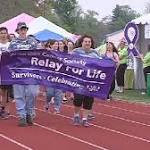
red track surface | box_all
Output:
[1,97,150,150]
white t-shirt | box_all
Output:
[0,42,10,54]
[0,42,10,84]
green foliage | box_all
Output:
[0,1,142,46]
[0,0,39,23]
[74,10,109,46]
[53,0,78,32]
[113,90,150,103]
[109,5,140,32]
[35,0,63,27]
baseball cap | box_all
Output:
[15,22,28,32]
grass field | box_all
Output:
[112,90,150,104]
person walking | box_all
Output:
[0,27,11,119]
[116,39,128,93]
[105,42,119,100]
[9,22,39,127]
[45,40,63,114]
[72,35,101,127]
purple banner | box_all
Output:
[0,49,116,99]
[124,22,139,56]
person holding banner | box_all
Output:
[105,41,119,100]
[72,35,100,127]
[8,22,39,127]
[116,39,128,93]
[0,27,11,119]
[58,40,69,103]
[67,40,74,53]
[64,40,75,102]
[45,39,63,114]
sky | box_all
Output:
[78,0,149,20]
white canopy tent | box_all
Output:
[106,30,124,47]
[132,13,150,24]
[27,16,74,40]
[105,13,150,47]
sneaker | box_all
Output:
[107,96,110,101]
[50,97,54,104]
[107,95,112,101]
[82,119,90,127]
[62,96,68,104]
[87,114,95,121]
[18,118,27,127]
[73,116,81,126]
[31,112,36,119]
[53,108,60,114]
[45,102,50,112]
[0,110,10,119]
[117,90,123,93]
[116,87,124,93]
[141,92,146,95]
[26,114,33,126]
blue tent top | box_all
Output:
[34,29,64,41]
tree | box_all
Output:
[74,10,108,46]
[34,0,62,25]
[53,0,78,32]
[0,0,39,23]
[109,5,139,32]
[0,0,110,45]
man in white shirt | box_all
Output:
[0,27,10,119]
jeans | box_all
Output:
[13,84,39,118]
[46,87,63,110]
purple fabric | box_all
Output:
[0,49,116,99]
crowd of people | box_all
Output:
[0,22,150,127]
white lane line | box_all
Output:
[38,91,150,109]
[38,98,150,127]
[0,134,33,150]
[97,103,150,116]
[34,123,109,150]
[36,108,150,144]
[38,97,150,117]
[64,104,150,128]
[10,115,109,150]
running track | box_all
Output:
[1,96,150,150]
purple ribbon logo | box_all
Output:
[124,22,139,56]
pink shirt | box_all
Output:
[105,51,120,64]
